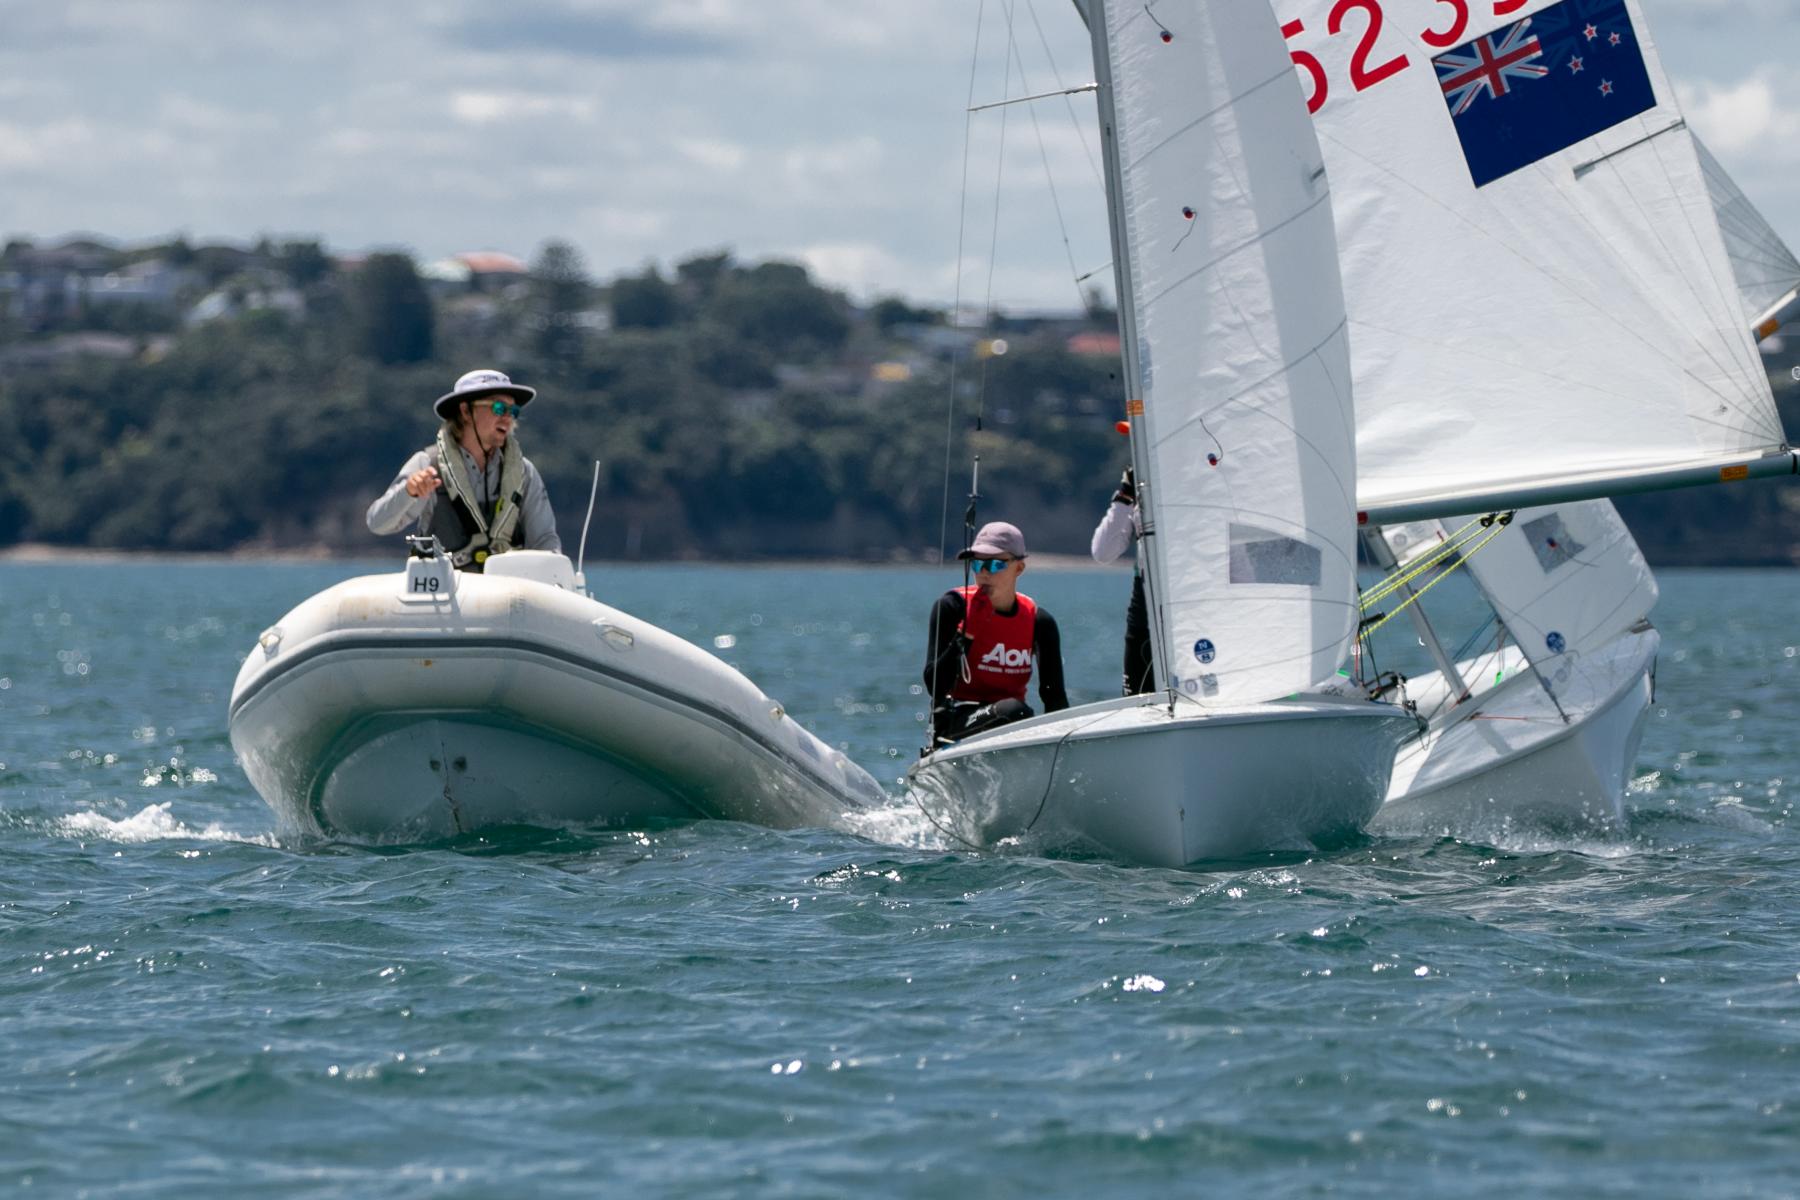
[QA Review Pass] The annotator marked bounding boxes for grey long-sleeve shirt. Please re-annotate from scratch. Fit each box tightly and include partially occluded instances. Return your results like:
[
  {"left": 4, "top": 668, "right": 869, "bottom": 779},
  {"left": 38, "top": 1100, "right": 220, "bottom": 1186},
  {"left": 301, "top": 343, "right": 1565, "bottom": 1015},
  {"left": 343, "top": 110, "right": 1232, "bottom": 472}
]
[{"left": 366, "top": 444, "right": 562, "bottom": 552}]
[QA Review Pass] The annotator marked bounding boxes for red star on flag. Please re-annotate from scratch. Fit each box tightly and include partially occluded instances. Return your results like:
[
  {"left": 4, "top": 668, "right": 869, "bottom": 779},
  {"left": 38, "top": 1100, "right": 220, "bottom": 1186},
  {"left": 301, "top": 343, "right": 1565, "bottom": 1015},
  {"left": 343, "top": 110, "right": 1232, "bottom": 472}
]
[
  {"left": 1608, "top": 31, "right": 1622, "bottom": 46},
  {"left": 1599, "top": 79, "right": 1614, "bottom": 96},
  {"left": 1583, "top": 23, "right": 1599, "bottom": 40},
  {"left": 1569, "top": 56, "right": 1584, "bottom": 73}
]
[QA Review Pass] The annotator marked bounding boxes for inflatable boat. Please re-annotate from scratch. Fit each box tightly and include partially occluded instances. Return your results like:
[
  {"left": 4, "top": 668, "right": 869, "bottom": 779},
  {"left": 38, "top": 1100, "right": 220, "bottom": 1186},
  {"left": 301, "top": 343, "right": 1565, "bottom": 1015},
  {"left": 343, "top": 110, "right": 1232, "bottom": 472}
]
[{"left": 228, "top": 543, "right": 884, "bottom": 839}]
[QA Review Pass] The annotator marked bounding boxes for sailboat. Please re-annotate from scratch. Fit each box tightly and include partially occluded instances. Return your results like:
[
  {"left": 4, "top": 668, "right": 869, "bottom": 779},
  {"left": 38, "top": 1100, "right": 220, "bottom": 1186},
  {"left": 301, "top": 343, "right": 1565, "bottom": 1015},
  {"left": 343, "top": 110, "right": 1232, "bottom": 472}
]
[
  {"left": 1273, "top": 0, "right": 1798, "bottom": 829},
  {"left": 906, "top": 1, "right": 1421, "bottom": 867},
  {"left": 1367, "top": 499, "right": 1661, "bottom": 832}
]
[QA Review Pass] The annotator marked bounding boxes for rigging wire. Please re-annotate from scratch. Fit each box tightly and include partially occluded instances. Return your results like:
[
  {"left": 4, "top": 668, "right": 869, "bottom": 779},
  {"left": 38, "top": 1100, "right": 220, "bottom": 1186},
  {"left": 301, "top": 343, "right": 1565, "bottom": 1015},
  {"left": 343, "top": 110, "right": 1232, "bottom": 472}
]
[
  {"left": 926, "top": 0, "right": 992, "bottom": 751},
  {"left": 1006, "top": 26, "right": 1091, "bottom": 314},
  {"left": 973, "top": 0, "right": 1022, "bottom": 436},
  {"left": 1359, "top": 515, "right": 1513, "bottom": 640},
  {"left": 1024, "top": 0, "right": 1105, "bottom": 195},
  {"left": 1359, "top": 514, "right": 1492, "bottom": 611}
]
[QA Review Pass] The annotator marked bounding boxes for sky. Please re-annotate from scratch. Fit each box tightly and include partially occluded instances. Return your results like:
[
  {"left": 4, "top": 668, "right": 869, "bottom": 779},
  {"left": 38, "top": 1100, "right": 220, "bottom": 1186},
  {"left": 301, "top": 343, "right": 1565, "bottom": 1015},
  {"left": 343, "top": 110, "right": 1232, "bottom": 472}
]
[{"left": 3, "top": 0, "right": 1798, "bottom": 310}]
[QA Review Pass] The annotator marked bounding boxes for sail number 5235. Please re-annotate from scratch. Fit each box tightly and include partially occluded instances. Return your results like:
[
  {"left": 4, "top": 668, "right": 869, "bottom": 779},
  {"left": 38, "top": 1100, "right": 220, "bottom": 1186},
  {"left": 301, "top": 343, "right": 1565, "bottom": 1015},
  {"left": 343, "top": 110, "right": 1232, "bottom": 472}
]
[{"left": 1282, "top": 0, "right": 1530, "bottom": 113}]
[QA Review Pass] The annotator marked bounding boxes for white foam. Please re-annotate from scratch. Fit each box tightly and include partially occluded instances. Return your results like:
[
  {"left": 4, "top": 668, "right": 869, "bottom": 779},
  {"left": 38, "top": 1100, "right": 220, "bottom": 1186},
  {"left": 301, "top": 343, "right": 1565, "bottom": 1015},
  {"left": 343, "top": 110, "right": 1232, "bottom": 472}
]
[
  {"left": 58, "top": 802, "right": 274, "bottom": 846},
  {"left": 838, "top": 796, "right": 949, "bottom": 851}
]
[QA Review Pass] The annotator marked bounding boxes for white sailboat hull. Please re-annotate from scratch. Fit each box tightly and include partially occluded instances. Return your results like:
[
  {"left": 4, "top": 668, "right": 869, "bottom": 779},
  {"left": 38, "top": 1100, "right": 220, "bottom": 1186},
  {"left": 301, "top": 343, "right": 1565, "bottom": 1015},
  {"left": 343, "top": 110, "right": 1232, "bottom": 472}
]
[
  {"left": 907, "top": 697, "right": 1419, "bottom": 867},
  {"left": 228, "top": 561, "right": 884, "bottom": 839},
  {"left": 1377, "top": 627, "right": 1658, "bottom": 836}
]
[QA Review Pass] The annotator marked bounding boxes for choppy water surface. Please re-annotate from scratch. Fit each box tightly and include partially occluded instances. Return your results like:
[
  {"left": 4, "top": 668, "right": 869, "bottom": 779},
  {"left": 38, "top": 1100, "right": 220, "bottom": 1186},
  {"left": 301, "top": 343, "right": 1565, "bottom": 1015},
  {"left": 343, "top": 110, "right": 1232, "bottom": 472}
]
[{"left": 3, "top": 560, "right": 1797, "bottom": 1197}]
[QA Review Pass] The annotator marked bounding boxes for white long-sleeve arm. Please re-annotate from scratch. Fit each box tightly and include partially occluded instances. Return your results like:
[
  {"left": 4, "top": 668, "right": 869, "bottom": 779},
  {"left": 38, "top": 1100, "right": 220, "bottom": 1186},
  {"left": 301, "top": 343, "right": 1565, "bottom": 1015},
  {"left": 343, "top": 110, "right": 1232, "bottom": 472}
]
[
  {"left": 1090, "top": 501, "right": 1138, "bottom": 564},
  {"left": 366, "top": 449, "right": 434, "bottom": 535}
]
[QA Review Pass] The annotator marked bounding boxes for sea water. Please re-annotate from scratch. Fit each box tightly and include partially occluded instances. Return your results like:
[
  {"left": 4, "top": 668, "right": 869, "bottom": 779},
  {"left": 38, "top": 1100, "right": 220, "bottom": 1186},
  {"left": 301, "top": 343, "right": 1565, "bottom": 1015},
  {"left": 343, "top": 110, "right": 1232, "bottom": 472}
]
[{"left": 2, "top": 559, "right": 1797, "bottom": 1197}]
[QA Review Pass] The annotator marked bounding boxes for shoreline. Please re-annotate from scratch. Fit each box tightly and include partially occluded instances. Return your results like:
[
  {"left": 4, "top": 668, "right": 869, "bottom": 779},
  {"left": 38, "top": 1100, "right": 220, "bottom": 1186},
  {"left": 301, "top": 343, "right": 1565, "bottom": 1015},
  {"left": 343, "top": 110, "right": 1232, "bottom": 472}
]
[
  {"left": 3, "top": 542, "right": 1793, "bottom": 571},
  {"left": 0, "top": 542, "right": 1125, "bottom": 572}
]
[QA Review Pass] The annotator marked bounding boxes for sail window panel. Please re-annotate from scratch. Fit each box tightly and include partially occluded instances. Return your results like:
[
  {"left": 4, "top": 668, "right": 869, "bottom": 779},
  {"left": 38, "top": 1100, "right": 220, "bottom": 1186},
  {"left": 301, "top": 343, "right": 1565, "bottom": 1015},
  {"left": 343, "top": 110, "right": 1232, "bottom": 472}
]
[
  {"left": 1379, "top": 520, "right": 1449, "bottom": 570},
  {"left": 1520, "top": 513, "right": 1586, "bottom": 573},
  {"left": 1228, "top": 524, "right": 1322, "bottom": 586}
]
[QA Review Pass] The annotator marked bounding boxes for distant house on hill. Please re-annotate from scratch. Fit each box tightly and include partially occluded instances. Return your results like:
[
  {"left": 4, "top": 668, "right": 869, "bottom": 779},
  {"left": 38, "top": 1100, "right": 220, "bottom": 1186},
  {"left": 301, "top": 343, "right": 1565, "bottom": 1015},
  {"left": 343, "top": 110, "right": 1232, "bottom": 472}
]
[
  {"left": 0, "top": 331, "right": 161, "bottom": 366},
  {"left": 87, "top": 259, "right": 204, "bottom": 307},
  {"left": 422, "top": 250, "right": 530, "bottom": 296},
  {"left": 0, "top": 238, "right": 126, "bottom": 328},
  {"left": 1066, "top": 331, "right": 1121, "bottom": 358},
  {"left": 185, "top": 281, "right": 305, "bottom": 327}
]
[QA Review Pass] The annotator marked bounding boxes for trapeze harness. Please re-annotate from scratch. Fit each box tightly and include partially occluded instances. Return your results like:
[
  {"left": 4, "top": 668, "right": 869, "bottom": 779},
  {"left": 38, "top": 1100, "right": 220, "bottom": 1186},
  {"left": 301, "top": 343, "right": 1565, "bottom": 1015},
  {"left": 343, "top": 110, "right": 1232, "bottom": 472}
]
[
  {"left": 950, "top": 585, "right": 1039, "bottom": 706},
  {"left": 423, "top": 422, "right": 528, "bottom": 571}
]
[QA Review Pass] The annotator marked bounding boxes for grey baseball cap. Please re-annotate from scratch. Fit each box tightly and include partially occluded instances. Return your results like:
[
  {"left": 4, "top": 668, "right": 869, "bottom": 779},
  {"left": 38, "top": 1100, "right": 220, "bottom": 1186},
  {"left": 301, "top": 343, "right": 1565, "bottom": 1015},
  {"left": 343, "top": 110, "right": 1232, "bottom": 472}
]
[{"left": 959, "top": 521, "right": 1027, "bottom": 559}]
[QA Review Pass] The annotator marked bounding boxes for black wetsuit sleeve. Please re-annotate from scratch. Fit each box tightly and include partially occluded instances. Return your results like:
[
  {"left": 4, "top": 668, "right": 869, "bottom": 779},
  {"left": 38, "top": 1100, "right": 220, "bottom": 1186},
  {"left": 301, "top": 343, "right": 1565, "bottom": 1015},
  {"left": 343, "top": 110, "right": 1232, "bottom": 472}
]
[
  {"left": 924, "top": 591, "right": 968, "bottom": 705},
  {"left": 1034, "top": 610, "right": 1070, "bottom": 713}
]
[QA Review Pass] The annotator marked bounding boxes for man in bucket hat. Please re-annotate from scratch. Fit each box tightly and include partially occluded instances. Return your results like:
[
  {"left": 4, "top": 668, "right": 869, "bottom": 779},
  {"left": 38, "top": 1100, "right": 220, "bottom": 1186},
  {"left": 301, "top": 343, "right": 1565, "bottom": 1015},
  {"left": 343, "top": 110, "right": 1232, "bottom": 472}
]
[
  {"left": 923, "top": 520, "right": 1068, "bottom": 745},
  {"left": 366, "top": 368, "right": 561, "bottom": 569}
]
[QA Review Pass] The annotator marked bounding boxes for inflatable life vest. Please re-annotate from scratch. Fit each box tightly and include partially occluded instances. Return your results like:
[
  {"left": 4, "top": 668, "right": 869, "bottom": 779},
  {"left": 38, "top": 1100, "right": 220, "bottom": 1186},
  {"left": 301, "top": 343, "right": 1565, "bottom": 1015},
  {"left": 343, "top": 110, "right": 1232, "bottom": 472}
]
[
  {"left": 951, "top": 585, "right": 1038, "bottom": 705},
  {"left": 426, "top": 423, "right": 527, "bottom": 571}
]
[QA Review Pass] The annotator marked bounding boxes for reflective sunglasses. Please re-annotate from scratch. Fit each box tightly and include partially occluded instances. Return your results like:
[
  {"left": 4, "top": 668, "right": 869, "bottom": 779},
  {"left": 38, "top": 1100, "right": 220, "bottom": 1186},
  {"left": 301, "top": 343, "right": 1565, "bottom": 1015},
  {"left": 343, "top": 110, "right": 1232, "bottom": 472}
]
[
  {"left": 970, "top": 557, "right": 1014, "bottom": 574},
  {"left": 486, "top": 400, "right": 524, "bottom": 418}
]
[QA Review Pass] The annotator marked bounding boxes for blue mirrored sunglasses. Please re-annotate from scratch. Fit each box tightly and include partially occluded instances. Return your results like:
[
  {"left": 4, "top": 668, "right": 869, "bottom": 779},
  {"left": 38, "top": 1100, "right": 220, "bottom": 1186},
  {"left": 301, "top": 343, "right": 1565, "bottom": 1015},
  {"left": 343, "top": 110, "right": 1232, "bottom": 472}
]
[
  {"left": 970, "top": 558, "right": 1014, "bottom": 574},
  {"left": 486, "top": 400, "right": 524, "bottom": 418}
]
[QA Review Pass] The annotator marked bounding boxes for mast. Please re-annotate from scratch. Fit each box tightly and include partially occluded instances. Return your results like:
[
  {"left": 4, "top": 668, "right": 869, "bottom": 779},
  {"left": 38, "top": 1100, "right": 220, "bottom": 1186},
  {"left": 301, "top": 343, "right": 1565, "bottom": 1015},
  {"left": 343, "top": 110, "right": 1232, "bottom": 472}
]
[
  {"left": 1360, "top": 530, "right": 1469, "bottom": 703},
  {"left": 1083, "top": 0, "right": 1168, "bottom": 696}
]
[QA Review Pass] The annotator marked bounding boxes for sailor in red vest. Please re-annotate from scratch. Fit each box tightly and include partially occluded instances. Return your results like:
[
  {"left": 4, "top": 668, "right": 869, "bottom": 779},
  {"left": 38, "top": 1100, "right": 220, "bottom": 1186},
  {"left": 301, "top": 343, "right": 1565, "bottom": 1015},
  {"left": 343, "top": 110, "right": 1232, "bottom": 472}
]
[{"left": 924, "top": 521, "right": 1069, "bottom": 745}]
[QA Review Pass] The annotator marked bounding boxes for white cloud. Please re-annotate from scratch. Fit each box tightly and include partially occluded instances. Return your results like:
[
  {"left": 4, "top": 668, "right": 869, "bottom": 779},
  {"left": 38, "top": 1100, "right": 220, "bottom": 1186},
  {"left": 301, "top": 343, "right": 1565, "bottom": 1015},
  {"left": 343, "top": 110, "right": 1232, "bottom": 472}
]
[
  {"left": 0, "top": 0, "right": 1789, "bottom": 309},
  {"left": 675, "top": 137, "right": 747, "bottom": 172},
  {"left": 449, "top": 90, "right": 598, "bottom": 125},
  {"left": 1678, "top": 72, "right": 1800, "bottom": 157},
  {"left": 0, "top": 119, "right": 99, "bottom": 169}
]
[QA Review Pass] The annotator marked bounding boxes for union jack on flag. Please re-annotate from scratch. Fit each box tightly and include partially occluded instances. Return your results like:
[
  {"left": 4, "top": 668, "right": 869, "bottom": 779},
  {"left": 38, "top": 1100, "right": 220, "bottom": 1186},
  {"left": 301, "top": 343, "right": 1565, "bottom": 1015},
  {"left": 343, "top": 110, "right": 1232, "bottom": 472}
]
[{"left": 1435, "top": 20, "right": 1550, "bottom": 115}]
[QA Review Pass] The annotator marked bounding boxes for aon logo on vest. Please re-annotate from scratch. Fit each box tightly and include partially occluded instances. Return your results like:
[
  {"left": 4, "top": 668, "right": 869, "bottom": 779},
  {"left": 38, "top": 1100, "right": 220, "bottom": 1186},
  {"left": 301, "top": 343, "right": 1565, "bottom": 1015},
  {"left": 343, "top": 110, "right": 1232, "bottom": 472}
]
[{"left": 980, "top": 643, "right": 1032, "bottom": 669}]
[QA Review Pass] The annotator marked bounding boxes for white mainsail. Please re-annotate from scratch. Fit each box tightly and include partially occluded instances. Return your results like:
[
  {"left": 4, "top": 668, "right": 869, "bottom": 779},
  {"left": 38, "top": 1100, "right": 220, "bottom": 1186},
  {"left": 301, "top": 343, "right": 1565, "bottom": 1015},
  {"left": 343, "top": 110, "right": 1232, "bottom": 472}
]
[
  {"left": 1094, "top": 0, "right": 1360, "bottom": 705},
  {"left": 1277, "top": 0, "right": 1792, "bottom": 522},
  {"left": 1694, "top": 135, "right": 1800, "bottom": 338}
]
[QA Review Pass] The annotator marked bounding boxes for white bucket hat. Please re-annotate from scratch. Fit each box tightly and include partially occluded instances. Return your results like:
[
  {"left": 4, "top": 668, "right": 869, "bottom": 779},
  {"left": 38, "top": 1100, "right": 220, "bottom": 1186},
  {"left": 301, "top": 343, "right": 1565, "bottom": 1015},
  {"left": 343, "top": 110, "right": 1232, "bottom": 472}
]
[{"left": 434, "top": 368, "right": 536, "bottom": 419}]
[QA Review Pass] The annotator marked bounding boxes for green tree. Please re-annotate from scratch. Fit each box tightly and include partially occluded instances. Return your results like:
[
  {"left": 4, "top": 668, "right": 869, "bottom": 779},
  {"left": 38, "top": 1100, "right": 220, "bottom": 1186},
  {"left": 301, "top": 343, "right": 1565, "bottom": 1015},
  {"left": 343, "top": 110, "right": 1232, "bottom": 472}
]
[
  {"left": 870, "top": 296, "right": 944, "bottom": 331},
  {"left": 704, "top": 261, "right": 849, "bottom": 357},
  {"left": 530, "top": 239, "right": 592, "bottom": 371},
  {"left": 611, "top": 267, "right": 681, "bottom": 330},
  {"left": 278, "top": 240, "right": 333, "bottom": 288},
  {"left": 675, "top": 250, "right": 733, "bottom": 302},
  {"left": 352, "top": 252, "right": 435, "bottom": 364}
]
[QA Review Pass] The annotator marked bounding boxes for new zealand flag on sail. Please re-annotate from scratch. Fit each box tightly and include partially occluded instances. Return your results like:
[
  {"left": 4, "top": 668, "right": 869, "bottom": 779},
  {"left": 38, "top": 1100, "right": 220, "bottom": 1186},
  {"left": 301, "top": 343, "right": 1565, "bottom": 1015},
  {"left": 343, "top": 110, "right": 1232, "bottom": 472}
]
[{"left": 1434, "top": 0, "right": 1657, "bottom": 187}]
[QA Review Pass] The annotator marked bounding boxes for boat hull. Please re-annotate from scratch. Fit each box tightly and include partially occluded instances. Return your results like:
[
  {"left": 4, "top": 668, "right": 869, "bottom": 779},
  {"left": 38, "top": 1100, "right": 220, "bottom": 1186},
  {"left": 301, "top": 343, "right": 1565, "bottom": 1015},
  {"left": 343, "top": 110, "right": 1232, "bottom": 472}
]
[
  {"left": 906, "top": 696, "right": 1419, "bottom": 867},
  {"left": 1376, "top": 627, "right": 1658, "bottom": 836},
  {"left": 228, "top": 565, "right": 883, "bottom": 839}
]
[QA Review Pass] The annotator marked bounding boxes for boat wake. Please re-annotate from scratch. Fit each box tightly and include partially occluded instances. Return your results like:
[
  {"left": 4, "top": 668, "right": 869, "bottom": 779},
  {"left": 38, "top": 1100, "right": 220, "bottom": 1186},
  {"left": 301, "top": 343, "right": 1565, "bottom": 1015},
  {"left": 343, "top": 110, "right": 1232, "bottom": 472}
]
[
  {"left": 56, "top": 802, "right": 275, "bottom": 847},
  {"left": 836, "top": 795, "right": 950, "bottom": 852}
]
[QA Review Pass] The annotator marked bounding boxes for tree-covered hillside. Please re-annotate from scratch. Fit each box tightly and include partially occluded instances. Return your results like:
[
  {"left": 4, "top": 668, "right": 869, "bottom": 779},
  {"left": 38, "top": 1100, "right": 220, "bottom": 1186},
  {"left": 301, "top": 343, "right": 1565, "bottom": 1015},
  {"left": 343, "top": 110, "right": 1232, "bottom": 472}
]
[{"left": 1, "top": 235, "right": 1795, "bottom": 564}]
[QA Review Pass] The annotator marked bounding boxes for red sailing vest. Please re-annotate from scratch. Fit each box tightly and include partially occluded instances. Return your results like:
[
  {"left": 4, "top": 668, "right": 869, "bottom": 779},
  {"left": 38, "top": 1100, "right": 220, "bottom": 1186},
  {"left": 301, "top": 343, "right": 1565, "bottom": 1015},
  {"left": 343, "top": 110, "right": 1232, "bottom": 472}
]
[{"left": 951, "top": 585, "right": 1038, "bottom": 705}]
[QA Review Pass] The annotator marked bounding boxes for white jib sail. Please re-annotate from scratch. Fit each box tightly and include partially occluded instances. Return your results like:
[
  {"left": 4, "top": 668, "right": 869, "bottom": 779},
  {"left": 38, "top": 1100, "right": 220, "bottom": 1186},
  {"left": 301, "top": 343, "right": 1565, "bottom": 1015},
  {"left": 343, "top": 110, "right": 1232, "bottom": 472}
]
[
  {"left": 1277, "top": 0, "right": 1788, "bottom": 518},
  {"left": 1456, "top": 499, "right": 1657, "bottom": 674},
  {"left": 1693, "top": 135, "right": 1800, "bottom": 334},
  {"left": 1096, "top": 0, "right": 1360, "bottom": 705}
]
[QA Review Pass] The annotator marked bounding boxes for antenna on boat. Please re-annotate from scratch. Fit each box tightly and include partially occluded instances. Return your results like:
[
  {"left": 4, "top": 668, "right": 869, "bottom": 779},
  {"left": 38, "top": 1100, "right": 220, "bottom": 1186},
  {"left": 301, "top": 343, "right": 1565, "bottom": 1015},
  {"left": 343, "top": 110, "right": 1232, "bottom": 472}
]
[{"left": 575, "top": 460, "right": 600, "bottom": 591}]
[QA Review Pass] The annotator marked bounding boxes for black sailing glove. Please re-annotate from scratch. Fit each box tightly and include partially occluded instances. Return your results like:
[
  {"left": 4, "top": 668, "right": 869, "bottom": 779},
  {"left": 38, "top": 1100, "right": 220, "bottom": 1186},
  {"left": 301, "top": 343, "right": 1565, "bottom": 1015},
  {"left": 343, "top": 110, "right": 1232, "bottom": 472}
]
[{"left": 1112, "top": 467, "right": 1136, "bottom": 507}]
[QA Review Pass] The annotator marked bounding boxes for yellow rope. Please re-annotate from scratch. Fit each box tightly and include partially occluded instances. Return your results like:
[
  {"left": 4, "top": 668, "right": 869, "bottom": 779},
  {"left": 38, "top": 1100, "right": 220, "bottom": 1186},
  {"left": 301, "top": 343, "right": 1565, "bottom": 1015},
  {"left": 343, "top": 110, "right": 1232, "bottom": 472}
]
[
  {"left": 1359, "top": 515, "right": 1490, "bottom": 611},
  {"left": 1361, "top": 518, "right": 1511, "bottom": 638}
]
